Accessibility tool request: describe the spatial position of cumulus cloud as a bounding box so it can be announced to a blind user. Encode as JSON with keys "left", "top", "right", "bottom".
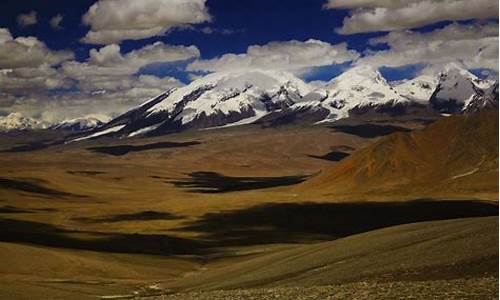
{"left": 0, "top": 28, "right": 193, "bottom": 122}
{"left": 0, "top": 29, "right": 13, "bottom": 44}
{"left": 187, "top": 39, "right": 359, "bottom": 74}
{"left": 36, "top": 42, "right": 195, "bottom": 121}
{"left": 81, "top": 0, "right": 211, "bottom": 44}
{"left": 50, "top": 14, "right": 64, "bottom": 30}
{"left": 17, "top": 11, "right": 38, "bottom": 27}
{"left": 62, "top": 42, "right": 198, "bottom": 93}
{"left": 0, "top": 28, "right": 74, "bottom": 95}
{"left": 325, "top": 0, "right": 498, "bottom": 34}
{"left": 359, "top": 23, "right": 499, "bottom": 72}
{"left": 0, "top": 64, "right": 72, "bottom": 93}
{"left": 0, "top": 29, "right": 73, "bottom": 69}
{"left": 0, "top": 74, "right": 184, "bottom": 123}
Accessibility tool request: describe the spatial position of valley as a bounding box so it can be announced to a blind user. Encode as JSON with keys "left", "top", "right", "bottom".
{"left": 0, "top": 111, "right": 497, "bottom": 299}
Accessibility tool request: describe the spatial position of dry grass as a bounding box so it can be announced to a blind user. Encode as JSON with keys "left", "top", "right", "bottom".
{"left": 0, "top": 117, "right": 497, "bottom": 299}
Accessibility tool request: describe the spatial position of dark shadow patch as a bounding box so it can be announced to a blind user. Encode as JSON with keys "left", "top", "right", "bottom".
{"left": 309, "top": 151, "right": 350, "bottom": 162}
{"left": 2, "top": 142, "right": 50, "bottom": 152}
{"left": 0, "top": 206, "right": 32, "bottom": 214}
{"left": 331, "top": 124, "right": 412, "bottom": 138}
{"left": 0, "top": 178, "right": 84, "bottom": 198}
{"left": 168, "top": 171, "right": 309, "bottom": 193}
{"left": 74, "top": 210, "right": 184, "bottom": 223}
{"left": 87, "top": 141, "right": 201, "bottom": 156}
{"left": 67, "top": 171, "right": 106, "bottom": 176}
{"left": 1, "top": 139, "right": 65, "bottom": 153}
{"left": 0, "top": 206, "right": 57, "bottom": 214}
{"left": 151, "top": 175, "right": 170, "bottom": 180}
{"left": 0, "top": 217, "right": 202, "bottom": 255}
{"left": 178, "top": 200, "right": 499, "bottom": 247}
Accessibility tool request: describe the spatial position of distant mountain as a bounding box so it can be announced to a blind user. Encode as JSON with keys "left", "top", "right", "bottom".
{"left": 73, "top": 65, "right": 498, "bottom": 140}
{"left": 301, "top": 65, "right": 424, "bottom": 121}
{"left": 0, "top": 113, "right": 43, "bottom": 131}
{"left": 430, "top": 63, "right": 498, "bottom": 114}
{"left": 73, "top": 70, "right": 312, "bottom": 140}
{"left": 394, "top": 75, "right": 438, "bottom": 102}
{"left": 50, "top": 115, "right": 109, "bottom": 132}
{"left": 298, "top": 110, "right": 499, "bottom": 200}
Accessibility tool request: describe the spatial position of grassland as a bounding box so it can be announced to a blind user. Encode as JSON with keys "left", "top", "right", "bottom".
{"left": 0, "top": 117, "right": 497, "bottom": 299}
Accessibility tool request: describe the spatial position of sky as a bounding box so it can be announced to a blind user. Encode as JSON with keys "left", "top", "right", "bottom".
{"left": 0, "top": 0, "right": 498, "bottom": 122}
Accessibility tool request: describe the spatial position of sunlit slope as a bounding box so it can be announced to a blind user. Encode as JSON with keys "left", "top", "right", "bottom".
{"left": 299, "top": 111, "right": 499, "bottom": 200}
{"left": 0, "top": 242, "right": 199, "bottom": 300}
{"left": 167, "top": 216, "right": 498, "bottom": 292}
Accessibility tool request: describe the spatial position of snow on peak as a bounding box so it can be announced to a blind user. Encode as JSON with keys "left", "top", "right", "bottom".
{"left": 0, "top": 113, "right": 43, "bottom": 131}
{"left": 146, "top": 69, "right": 311, "bottom": 124}
{"left": 307, "top": 65, "right": 404, "bottom": 121}
{"left": 395, "top": 75, "right": 438, "bottom": 102}
{"left": 51, "top": 114, "right": 110, "bottom": 131}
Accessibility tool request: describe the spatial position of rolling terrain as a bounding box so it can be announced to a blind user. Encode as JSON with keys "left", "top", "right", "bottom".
{"left": 0, "top": 111, "right": 497, "bottom": 299}
{"left": 299, "top": 110, "right": 499, "bottom": 200}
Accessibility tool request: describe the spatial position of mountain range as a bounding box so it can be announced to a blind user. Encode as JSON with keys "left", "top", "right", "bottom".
{"left": 77, "top": 63, "right": 497, "bottom": 140}
{"left": 0, "top": 114, "right": 109, "bottom": 132}
{"left": 1, "top": 64, "right": 497, "bottom": 137}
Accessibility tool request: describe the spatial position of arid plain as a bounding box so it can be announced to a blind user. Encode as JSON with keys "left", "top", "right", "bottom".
{"left": 0, "top": 113, "right": 498, "bottom": 299}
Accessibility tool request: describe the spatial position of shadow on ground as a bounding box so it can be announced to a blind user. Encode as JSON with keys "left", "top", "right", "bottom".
{"left": 1, "top": 200, "right": 497, "bottom": 256}
{"left": 88, "top": 141, "right": 201, "bottom": 156}
{"left": 168, "top": 172, "right": 310, "bottom": 193}
{"left": 0, "top": 217, "right": 202, "bottom": 255}
{"left": 178, "top": 200, "right": 499, "bottom": 246}
{"left": 67, "top": 171, "right": 106, "bottom": 176}
{"left": 331, "top": 124, "right": 412, "bottom": 138}
{"left": 309, "top": 151, "right": 350, "bottom": 162}
{"left": 0, "top": 178, "right": 85, "bottom": 198}
{"left": 0, "top": 206, "right": 56, "bottom": 214}
{"left": 74, "top": 210, "right": 184, "bottom": 223}
{"left": 1, "top": 142, "right": 52, "bottom": 152}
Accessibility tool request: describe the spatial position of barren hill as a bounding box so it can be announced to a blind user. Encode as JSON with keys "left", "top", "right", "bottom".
{"left": 299, "top": 110, "right": 499, "bottom": 200}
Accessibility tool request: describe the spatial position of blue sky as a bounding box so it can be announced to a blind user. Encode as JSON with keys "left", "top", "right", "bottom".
{"left": 0, "top": 0, "right": 497, "bottom": 121}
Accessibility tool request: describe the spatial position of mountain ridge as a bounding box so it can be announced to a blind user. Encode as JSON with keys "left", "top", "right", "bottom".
{"left": 3, "top": 65, "right": 498, "bottom": 137}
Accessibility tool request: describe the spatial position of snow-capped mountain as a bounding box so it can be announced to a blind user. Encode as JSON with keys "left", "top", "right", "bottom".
{"left": 0, "top": 113, "right": 43, "bottom": 131}
{"left": 430, "top": 63, "right": 498, "bottom": 113}
{"left": 298, "top": 65, "right": 419, "bottom": 121}
{"left": 395, "top": 75, "right": 438, "bottom": 102}
{"left": 50, "top": 115, "right": 110, "bottom": 132}
{"left": 72, "top": 65, "right": 498, "bottom": 141}
{"left": 77, "top": 70, "right": 312, "bottom": 139}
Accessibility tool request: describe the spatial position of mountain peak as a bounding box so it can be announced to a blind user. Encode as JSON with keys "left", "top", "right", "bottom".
{"left": 329, "top": 65, "right": 383, "bottom": 84}
{"left": 0, "top": 113, "right": 42, "bottom": 131}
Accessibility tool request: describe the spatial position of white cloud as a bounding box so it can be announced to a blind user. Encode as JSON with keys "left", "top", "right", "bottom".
{"left": 0, "top": 28, "right": 192, "bottom": 121}
{"left": 0, "top": 76, "right": 183, "bottom": 123}
{"left": 17, "top": 11, "right": 38, "bottom": 27}
{"left": 89, "top": 42, "right": 200, "bottom": 69}
{"left": 81, "top": 0, "right": 211, "bottom": 44}
{"left": 187, "top": 39, "right": 359, "bottom": 74}
{"left": 0, "top": 28, "right": 73, "bottom": 69}
{"left": 0, "top": 28, "right": 74, "bottom": 95}
{"left": 326, "top": 0, "right": 498, "bottom": 34}
{"left": 359, "top": 23, "right": 499, "bottom": 71}
{"left": 0, "top": 29, "right": 12, "bottom": 43}
{"left": 50, "top": 14, "right": 64, "bottom": 30}
{"left": 62, "top": 42, "right": 199, "bottom": 93}
{"left": 0, "top": 64, "right": 72, "bottom": 93}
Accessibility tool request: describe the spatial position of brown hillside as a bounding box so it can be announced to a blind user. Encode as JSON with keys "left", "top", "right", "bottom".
{"left": 299, "top": 111, "right": 499, "bottom": 200}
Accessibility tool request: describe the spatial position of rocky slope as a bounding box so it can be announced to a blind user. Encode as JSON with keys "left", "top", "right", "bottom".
{"left": 298, "top": 110, "right": 499, "bottom": 199}
{"left": 50, "top": 115, "right": 109, "bottom": 132}
{"left": 63, "top": 64, "right": 498, "bottom": 140}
